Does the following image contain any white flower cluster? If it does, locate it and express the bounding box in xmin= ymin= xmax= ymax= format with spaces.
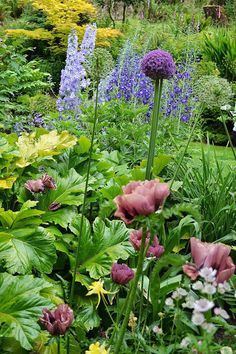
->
xmin=165 ymin=267 xmax=232 ymax=348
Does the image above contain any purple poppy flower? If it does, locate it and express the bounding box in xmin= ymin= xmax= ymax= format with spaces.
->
xmin=40 ymin=304 xmax=74 ymax=335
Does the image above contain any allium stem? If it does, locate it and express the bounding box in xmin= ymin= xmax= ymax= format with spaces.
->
xmin=145 ymin=79 xmax=163 ymax=180
xmin=113 ymin=229 xmax=147 ymax=354
xmin=67 ymin=70 xmax=99 ymax=354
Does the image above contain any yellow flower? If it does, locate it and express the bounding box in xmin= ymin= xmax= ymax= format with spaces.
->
xmin=86 ymin=279 xmax=111 ymax=308
xmin=85 ymin=342 xmax=108 ymax=354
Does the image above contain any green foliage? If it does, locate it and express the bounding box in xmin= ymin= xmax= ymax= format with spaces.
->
xmin=0 ymin=273 xmax=53 ymax=350
xmin=203 ymin=30 xmax=236 ymax=81
xmin=70 ymin=216 xmax=133 ymax=279
xmin=0 ymin=206 xmax=57 ymax=274
xmin=0 ymin=39 xmax=51 ymax=126
xmin=193 ymin=75 xmax=233 ymax=114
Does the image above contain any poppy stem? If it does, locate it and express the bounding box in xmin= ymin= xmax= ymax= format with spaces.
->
xmin=113 ymin=228 xmax=147 ymax=354
xmin=58 ymin=337 xmax=61 ymax=354
xmin=145 ymin=79 xmax=163 ymax=180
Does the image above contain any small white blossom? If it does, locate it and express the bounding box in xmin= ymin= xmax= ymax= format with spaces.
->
xmin=199 ymin=267 xmax=217 ymax=283
xmin=202 ymin=284 xmax=216 ymax=295
xmin=165 ymin=297 xmax=174 ymax=306
xmin=194 ymin=299 xmax=214 ymax=313
xmin=214 ymin=307 xmax=230 ymax=319
xmin=172 ymin=291 xmax=181 ymax=300
xmin=176 ymin=287 xmax=188 ymax=297
xmin=182 ymin=296 xmax=195 ymax=309
xmin=153 ymin=325 xmax=163 ymax=334
xmin=180 ymin=337 xmax=191 ymax=348
xmin=217 ymin=281 xmax=231 ymax=294
xmin=201 ymin=322 xmax=216 ymax=333
xmin=192 ymin=312 xmax=205 ymax=326
xmin=192 ymin=281 xmax=203 ymax=291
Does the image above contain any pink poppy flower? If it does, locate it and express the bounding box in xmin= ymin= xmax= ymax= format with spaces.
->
xmin=114 ymin=180 xmax=170 ymax=224
xmin=111 ymin=263 xmax=134 ymax=284
xmin=25 ymin=179 xmax=45 ymax=193
xmin=183 ymin=237 xmax=235 ymax=283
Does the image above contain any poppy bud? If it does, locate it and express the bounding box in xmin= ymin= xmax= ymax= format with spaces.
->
xmin=111 ymin=263 xmax=134 ymax=285
xmin=48 ymin=202 xmax=61 ymax=211
xmin=40 ymin=304 xmax=74 ymax=335
xmin=25 ymin=179 xmax=45 ymax=193
xmin=42 ymin=174 xmax=56 ymax=189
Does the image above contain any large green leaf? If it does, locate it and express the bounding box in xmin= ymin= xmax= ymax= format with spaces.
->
xmin=41 ymin=207 xmax=77 ymax=228
xmin=16 ymin=130 xmax=77 ymax=168
xmin=70 ymin=217 xmax=133 ymax=279
xmin=0 ymin=207 xmax=44 ymax=229
xmin=37 ymin=169 xmax=87 ymax=210
xmin=74 ymin=304 xmax=100 ymax=331
xmin=0 ymin=273 xmax=53 ymax=350
xmin=0 ymin=227 xmax=56 ymax=274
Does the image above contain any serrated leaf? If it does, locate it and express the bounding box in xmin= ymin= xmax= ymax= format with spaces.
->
xmin=0 ymin=273 xmax=53 ymax=350
xmin=74 ymin=304 xmax=100 ymax=331
xmin=70 ymin=217 xmax=132 ymax=279
xmin=16 ymin=130 xmax=77 ymax=168
xmin=42 ymin=207 xmax=77 ymax=228
xmin=37 ymin=169 xmax=87 ymax=210
xmin=0 ymin=227 xmax=57 ymax=274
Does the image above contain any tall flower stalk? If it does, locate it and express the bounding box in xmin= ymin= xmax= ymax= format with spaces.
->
xmin=57 ymin=25 xmax=96 ymax=119
xmin=141 ymin=49 xmax=176 ymax=179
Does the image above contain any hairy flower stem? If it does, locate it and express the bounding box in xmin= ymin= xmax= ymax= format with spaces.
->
xmin=145 ymin=79 xmax=163 ymax=180
xmin=113 ymin=229 xmax=147 ymax=354
xmin=66 ymin=78 xmax=99 ymax=354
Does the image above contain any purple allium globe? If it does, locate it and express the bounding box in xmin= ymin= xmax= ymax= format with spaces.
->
xmin=141 ymin=49 xmax=176 ymax=80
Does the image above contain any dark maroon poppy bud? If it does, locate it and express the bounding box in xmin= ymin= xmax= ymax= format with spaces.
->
xmin=48 ymin=202 xmax=61 ymax=211
xmin=42 ymin=174 xmax=56 ymax=189
xmin=130 ymin=229 xmax=164 ymax=258
xmin=25 ymin=179 xmax=45 ymax=193
xmin=114 ymin=179 xmax=170 ymax=224
xmin=111 ymin=263 xmax=134 ymax=285
xmin=40 ymin=304 xmax=74 ymax=335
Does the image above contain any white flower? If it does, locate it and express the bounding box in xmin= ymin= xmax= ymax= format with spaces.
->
xmin=180 ymin=337 xmax=191 ymax=348
xmin=194 ymin=299 xmax=214 ymax=312
xmin=172 ymin=291 xmax=181 ymax=300
xmin=217 ymin=281 xmax=231 ymax=294
xmin=182 ymin=296 xmax=195 ymax=309
xmin=192 ymin=312 xmax=205 ymax=326
xmin=201 ymin=322 xmax=216 ymax=333
xmin=199 ymin=267 xmax=216 ymax=283
xmin=153 ymin=325 xmax=163 ymax=334
xmin=202 ymin=284 xmax=216 ymax=295
xmin=176 ymin=287 xmax=188 ymax=297
xmin=165 ymin=297 xmax=174 ymax=306
xmin=214 ymin=307 xmax=230 ymax=319
xmin=192 ymin=281 xmax=203 ymax=291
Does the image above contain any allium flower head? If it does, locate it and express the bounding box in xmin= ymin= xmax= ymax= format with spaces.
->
xmin=40 ymin=304 xmax=74 ymax=335
xmin=114 ymin=179 xmax=170 ymax=224
xmin=111 ymin=263 xmax=134 ymax=284
xmin=141 ymin=49 xmax=176 ymax=80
